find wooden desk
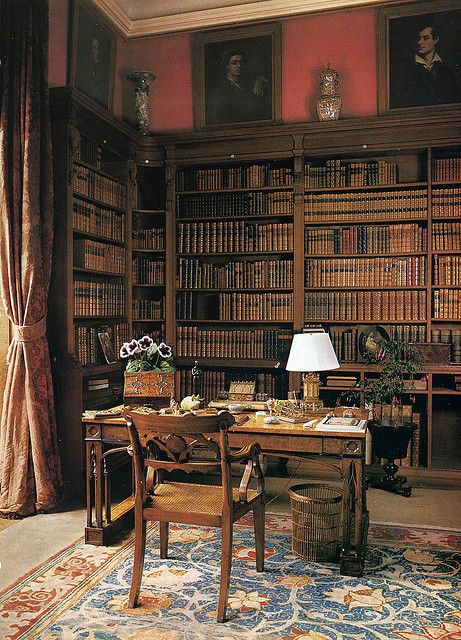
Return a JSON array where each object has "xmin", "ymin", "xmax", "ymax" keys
[{"xmin": 82, "ymin": 413, "xmax": 368, "ymax": 576}]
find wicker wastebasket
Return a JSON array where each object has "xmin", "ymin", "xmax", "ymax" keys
[{"xmin": 288, "ymin": 483, "xmax": 342, "ymax": 562}]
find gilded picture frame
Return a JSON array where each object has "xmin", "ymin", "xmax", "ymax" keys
[
  {"xmin": 192, "ymin": 23, "xmax": 282, "ymax": 129},
  {"xmin": 378, "ymin": 0, "xmax": 461, "ymax": 114},
  {"xmin": 68, "ymin": 0, "xmax": 116, "ymax": 111}
]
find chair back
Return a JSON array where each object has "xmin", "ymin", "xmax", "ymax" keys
[{"xmin": 123, "ymin": 408, "xmax": 236, "ymax": 501}]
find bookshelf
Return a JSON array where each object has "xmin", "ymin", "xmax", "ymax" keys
[
  {"xmin": 174, "ymin": 160, "xmax": 294, "ymax": 403},
  {"xmin": 303, "ymin": 146, "xmax": 461, "ymax": 470},
  {"xmin": 131, "ymin": 162, "xmax": 166, "ymax": 346},
  {"xmin": 49, "ymin": 89, "xmax": 140, "ymax": 493},
  {"xmin": 48, "ymin": 93, "xmax": 461, "ymax": 487}
]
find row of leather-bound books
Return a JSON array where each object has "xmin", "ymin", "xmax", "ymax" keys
[
  {"xmin": 176, "ymin": 326, "xmax": 292, "ymax": 360},
  {"xmin": 176, "ymin": 190, "xmax": 293, "ymax": 218},
  {"xmin": 432, "ymin": 157, "xmax": 461, "ymax": 182},
  {"xmin": 304, "ymin": 159, "xmax": 399, "ymax": 189},
  {"xmin": 304, "ymin": 189, "xmax": 427, "ymax": 221},
  {"xmin": 433, "ymin": 255, "xmax": 461, "ymax": 286},
  {"xmin": 433, "ymin": 289, "xmax": 461, "ymax": 320},
  {"xmin": 73, "ymin": 281, "xmax": 126, "ymax": 317},
  {"xmin": 305, "ymin": 290, "xmax": 427, "ymax": 322},
  {"xmin": 132, "ymin": 258, "xmax": 164, "ymax": 285},
  {"xmin": 176, "ymin": 164, "xmax": 293, "ymax": 191},
  {"xmin": 219, "ymin": 292, "xmax": 293, "ymax": 321},
  {"xmin": 74, "ymin": 322, "xmax": 129, "ymax": 366},
  {"xmin": 73, "ymin": 238, "xmax": 126, "ymax": 274},
  {"xmin": 304, "ymin": 223, "xmax": 426, "ymax": 255},
  {"xmin": 73, "ymin": 163, "xmax": 127, "ymax": 209},
  {"xmin": 432, "ymin": 187, "xmax": 461, "ymax": 217},
  {"xmin": 177, "ymin": 257, "xmax": 293, "ymax": 290},
  {"xmin": 305, "ymin": 256, "xmax": 426, "ymax": 288},
  {"xmin": 73, "ymin": 198, "xmax": 125, "ymax": 241},
  {"xmin": 176, "ymin": 221, "xmax": 293, "ymax": 254},
  {"xmin": 432, "ymin": 222, "xmax": 461, "ymax": 251}
]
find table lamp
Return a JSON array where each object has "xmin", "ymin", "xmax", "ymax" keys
[{"xmin": 286, "ymin": 331, "xmax": 340, "ymax": 410}]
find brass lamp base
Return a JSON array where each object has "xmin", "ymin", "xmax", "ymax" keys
[{"xmin": 302, "ymin": 372, "xmax": 323, "ymax": 411}]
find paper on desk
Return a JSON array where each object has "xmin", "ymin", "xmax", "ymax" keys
[{"xmin": 313, "ymin": 415, "xmax": 367, "ymax": 431}]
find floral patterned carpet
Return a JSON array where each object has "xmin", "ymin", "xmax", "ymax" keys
[{"xmin": 1, "ymin": 513, "xmax": 460, "ymax": 640}]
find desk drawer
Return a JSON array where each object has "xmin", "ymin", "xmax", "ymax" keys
[
  {"xmin": 322, "ymin": 438, "xmax": 364, "ymax": 455},
  {"xmin": 229, "ymin": 432, "xmax": 323, "ymax": 454}
]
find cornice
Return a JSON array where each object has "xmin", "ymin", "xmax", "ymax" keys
[{"xmin": 95, "ymin": 0, "xmax": 385, "ymax": 37}]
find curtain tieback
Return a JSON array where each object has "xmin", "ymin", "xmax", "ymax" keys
[{"xmin": 11, "ymin": 316, "xmax": 47, "ymax": 343}]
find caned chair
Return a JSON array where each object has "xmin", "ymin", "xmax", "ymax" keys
[{"xmin": 123, "ymin": 407, "xmax": 266, "ymax": 622}]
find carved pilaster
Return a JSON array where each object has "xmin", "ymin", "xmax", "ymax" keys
[
  {"xmin": 127, "ymin": 159, "xmax": 137, "ymax": 209},
  {"xmin": 68, "ymin": 124, "xmax": 81, "ymax": 186}
]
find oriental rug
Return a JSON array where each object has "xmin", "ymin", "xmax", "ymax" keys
[{"xmin": 1, "ymin": 514, "xmax": 460, "ymax": 640}]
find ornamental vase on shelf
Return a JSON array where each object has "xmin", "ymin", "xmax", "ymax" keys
[
  {"xmin": 317, "ymin": 63, "xmax": 342, "ymax": 121},
  {"xmin": 127, "ymin": 70, "xmax": 156, "ymax": 134}
]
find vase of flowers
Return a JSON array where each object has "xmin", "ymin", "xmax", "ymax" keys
[{"xmin": 121, "ymin": 336, "xmax": 176, "ymax": 401}]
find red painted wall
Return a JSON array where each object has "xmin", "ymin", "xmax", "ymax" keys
[
  {"xmin": 49, "ymin": 2, "xmax": 378, "ymax": 131},
  {"xmin": 115, "ymin": 34, "xmax": 193, "ymax": 132},
  {"xmin": 282, "ymin": 9, "xmax": 377, "ymax": 121}
]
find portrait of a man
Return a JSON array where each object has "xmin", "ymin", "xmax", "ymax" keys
[
  {"xmin": 71, "ymin": 0, "xmax": 115, "ymax": 110},
  {"xmin": 380, "ymin": 3, "xmax": 461, "ymax": 111},
  {"xmin": 193, "ymin": 24, "xmax": 281, "ymax": 129}
]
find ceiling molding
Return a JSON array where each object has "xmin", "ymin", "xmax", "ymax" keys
[{"xmin": 95, "ymin": 0, "xmax": 384, "ymax": 37}]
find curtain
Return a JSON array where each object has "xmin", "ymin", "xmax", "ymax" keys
[{"xmin": 0, "ymin": 0, "xmax": 63, "ymax": 517}]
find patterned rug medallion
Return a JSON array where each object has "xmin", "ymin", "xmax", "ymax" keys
[{"xmin": 1, "ymin": 513, "xmax": 460, "ymax": 640}]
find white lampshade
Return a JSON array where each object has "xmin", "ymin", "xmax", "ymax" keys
[{"xmin": 286, "ymin": 332, "xmax": 340, "ymax": 372}]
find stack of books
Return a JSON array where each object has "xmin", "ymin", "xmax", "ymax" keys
[{"xmin": 326, "ymin": 375, "xmax": 358, "ymax": 388}]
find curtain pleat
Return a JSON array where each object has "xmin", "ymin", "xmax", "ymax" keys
[{"xmin": 0, "ymin": 0, "xmax": 63, "ymax": 517}]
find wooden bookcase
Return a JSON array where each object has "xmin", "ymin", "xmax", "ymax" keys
[
  {"xmin": 131, "ymin": 162, "xmax": 167, "ymax": 346},
  {"xmin": 49, "ymin": 89, "xmax": 136, "ymax": 493},
  {"xmin": 49, "ymin": 90, "xmax": 461, "ymax": 490},
  {"xmin": 173, "ymin": 159, "xmax": 294, "ymax": 403}
]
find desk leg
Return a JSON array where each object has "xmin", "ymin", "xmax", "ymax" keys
[
  {"xmin": 340, "ymin": 457, "xmax": 369, "ymax": 577},
  {"xmin": 85, "ymin": 441, "xmax": 106, "ymax": 545}
]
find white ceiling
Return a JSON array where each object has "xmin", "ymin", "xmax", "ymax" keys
[{"xmin": 94, "ymin": 0, "xmax": 385, "ymax": 36}]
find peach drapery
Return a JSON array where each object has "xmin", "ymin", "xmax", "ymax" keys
[{"xmin": 0, "ymin": 0, "xmax": 63, "ymax": 517}]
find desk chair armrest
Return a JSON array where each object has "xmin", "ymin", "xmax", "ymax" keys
[{"xmin": 231, "ymin": 442, "xmax": 264, "ymax": 502}]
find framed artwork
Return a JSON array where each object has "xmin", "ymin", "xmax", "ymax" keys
[
  {"xmin": 68, "ymin": 0, "xmax": 116, "ymax": 110},
  {"xmin": 378, "ymin": 1, "xmax": 461, "ymax": 113},
  {"xmin": 357, "ymin": 325, "xmax": 389, "ymax": 362},
  {"xmin": 98, "ymin": 332, "xmax": 117, "ymax": 364},
  {"xmin": 192, "ymin": 23, "xmax": 281, "ymax": 129}
]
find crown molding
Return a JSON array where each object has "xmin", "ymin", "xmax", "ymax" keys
[{"xmin": 95, "ymin": 0, "xmax": 384, "ymax": 37}]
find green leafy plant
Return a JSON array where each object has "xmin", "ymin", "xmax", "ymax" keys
[
  {"xmin": 364, "ymin": 339, "xmax": 420, "ymax": 406},
  {"xmin": 120, "ymin": 336, "xmax": 176, "ymax": 373}
]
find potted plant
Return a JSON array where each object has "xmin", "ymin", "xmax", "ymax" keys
[
  {"xmin": 364, "ymin": 338, "xmax": 420, "ymax": 426},
  {"xmin": 120, "ymin": 336, "xmax": 176, "ymax": 400}
]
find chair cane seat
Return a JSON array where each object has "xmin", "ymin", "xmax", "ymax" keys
[{"xmin": 144, "ymin": 481, "xmax": 261, "ymax": 519}]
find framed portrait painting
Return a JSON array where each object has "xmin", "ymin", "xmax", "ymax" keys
[
  {"xmin": 192, "ymin": 23, "xmax": 281, "ymax": 129},
  {"xmin": 357, "ymin": 325, "xmax": 389, "ymax": 363},
  {"xmin": 68, "ymin": 0, "xmax": 116, "ymax": 111},
  {"xmin": 378, "ymin": 0, "xmax": 461, "ymax": 114}
]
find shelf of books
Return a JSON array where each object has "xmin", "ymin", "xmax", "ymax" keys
[
  {"xmin": 303, "ymin": 148, "xmax": 461, "ymax": 470},
  {"xmin": 131, "ymin": 163, "xmax": 166, "ymax": 346},
  {"xmin": 174, "ymin": 160, "xmax": 295, "ymax": 402},
  {"xmin": 49, "ymin": 89, "xmax": 139, "ymax": 494}
]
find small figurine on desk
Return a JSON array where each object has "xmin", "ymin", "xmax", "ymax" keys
[
  {"xmin": 264, "ymin": 398, "xmax": 280, "ymax": 424},
  {"xmin": 170, "ymin": 394, "xmax": 181, "ymax": 415}
]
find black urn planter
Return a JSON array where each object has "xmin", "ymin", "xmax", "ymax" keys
[{"xmin": 367, "ymin": 422, "xmax": 416, "ymax": 497}]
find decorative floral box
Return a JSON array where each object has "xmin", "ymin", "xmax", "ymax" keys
[{"xmin": 124, "ymin": 371, "xmax": 175, "ymax": 400}]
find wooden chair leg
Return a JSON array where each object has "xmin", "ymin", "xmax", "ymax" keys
[
  {"xmin": 128, "ymin": 513, "xmax": 147, "ymax": 608},
  {"xmin": 253, "ymin": 504, "xmax": 265, "ymax": 573},
  {"xmin": 159, "ymin": 521, "xmax": 169, "ymax": 558},
  {"xmin": 217, "ymin": 523, "xmax": 233, "ymax": 623}
]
